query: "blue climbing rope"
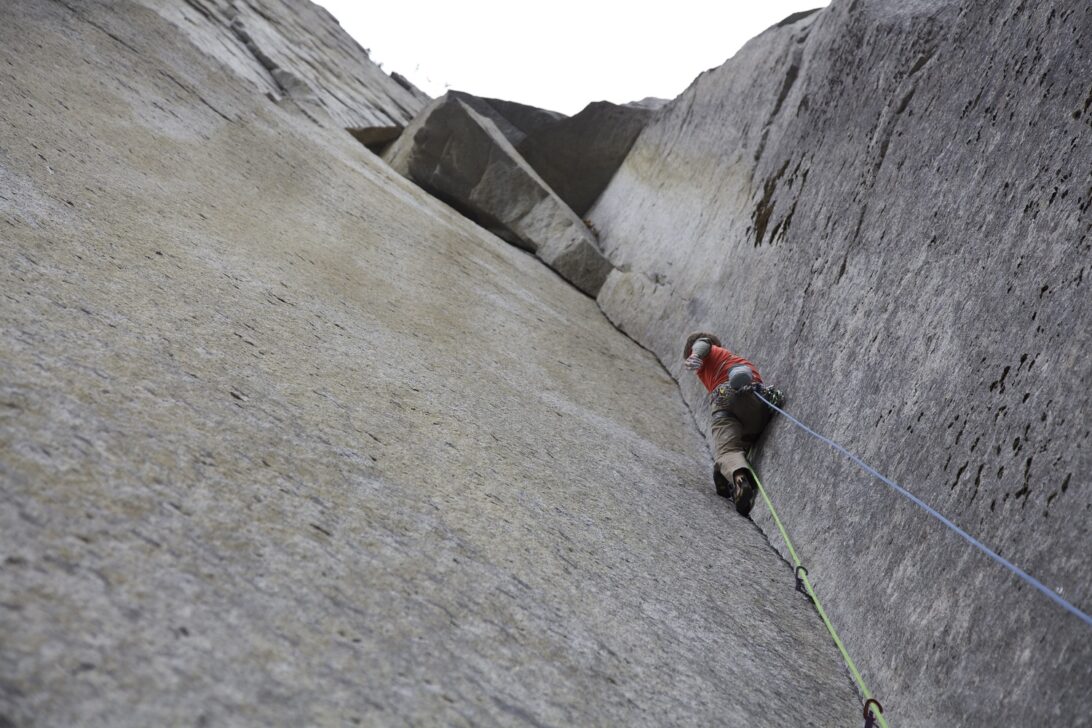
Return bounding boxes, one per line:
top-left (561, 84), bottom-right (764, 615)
top-left (754, 391), bottom-right (1092, 628)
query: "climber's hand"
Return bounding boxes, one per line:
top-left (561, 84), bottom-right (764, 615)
top-left (685, 355), bottom-right (703, 371)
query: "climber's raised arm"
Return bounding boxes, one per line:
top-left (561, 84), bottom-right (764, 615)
top-left (685, 338), bottom-right (711, 370)
top-left (683, 332), bottom-right (716, 371)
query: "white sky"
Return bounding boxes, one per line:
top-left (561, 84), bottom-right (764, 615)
top-left (316, 1), bottom-right (829, 115)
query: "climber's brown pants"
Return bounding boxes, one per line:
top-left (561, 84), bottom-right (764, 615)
top-left (711, 391), bottom-right (772, 480)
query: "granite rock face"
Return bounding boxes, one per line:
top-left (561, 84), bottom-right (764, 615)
top-left (384, 92), bottom-right (613, 296)
top-left (480, 97), bottom-right (568, 145)
top-left (518, 101), bottom-right (657, 216)
top-left (590, 1), bottom-right (1092, 725)
top-left (136, 0), bottom-right (428, 129)
top-left (0, 1), bottom-right (862, 725)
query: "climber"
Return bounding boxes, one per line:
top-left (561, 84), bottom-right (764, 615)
top-left (683, 332), bottom-right (779, 516)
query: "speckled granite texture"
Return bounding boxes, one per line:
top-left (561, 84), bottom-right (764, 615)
top-left (589, 1), bottom-right (1091, 725)
top-left (0, 1), bottom-right (859, 725)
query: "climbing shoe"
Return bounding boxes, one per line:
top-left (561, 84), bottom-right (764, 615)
top-left (713, 466), bottom-right (733, 499)
top-left (733, 471), bottom-right (756, 517)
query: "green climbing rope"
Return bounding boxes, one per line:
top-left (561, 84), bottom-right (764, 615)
top-left (748, 466), bottom-right (890, 728)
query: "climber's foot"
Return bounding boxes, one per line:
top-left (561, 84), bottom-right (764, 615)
top-left (733, 470), bottom-right (755, 517)
top-left (713, 467), bottom-right (733, 499)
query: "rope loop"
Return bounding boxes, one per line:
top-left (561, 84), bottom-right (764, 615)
top-left (863, 699), bottom-right (884, 727)
top-left (794, 565), bottom-right (811, 599)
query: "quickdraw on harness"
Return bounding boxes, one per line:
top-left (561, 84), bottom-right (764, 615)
top-left (709, 381), bottom-right (785, 411)
top-left (703, 359), bottom-right (785, 411)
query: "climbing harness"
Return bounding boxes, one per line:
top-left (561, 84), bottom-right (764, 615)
top-left (754, 391), bottom-right (1092, 629)
top-left (711, 382), bottom-right (735, 410)
top-left (709, 381), bottom-right (784, 412)
top-left (747, 466), bottom-right (889, 728)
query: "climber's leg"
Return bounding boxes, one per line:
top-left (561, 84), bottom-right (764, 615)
top-left (713, 392), bottom-right (773, 516)
top-left (711, 413), bottom-right (750, 486)
top-left (733, 389), bottom-right (773, 441)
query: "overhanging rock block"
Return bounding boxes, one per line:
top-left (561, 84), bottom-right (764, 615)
top-left (383, 92), bottom-right (612, 296)
top-left (480, 97), bottom-right (568, 145)
top-left (517, 101), bottom-right (656, 216)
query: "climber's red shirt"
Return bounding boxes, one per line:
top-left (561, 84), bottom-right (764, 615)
top-left (696, 345), bottom-right (763, 392)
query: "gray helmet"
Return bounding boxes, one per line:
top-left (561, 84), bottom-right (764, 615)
top-left (728, 365), bottom-right (753, 391)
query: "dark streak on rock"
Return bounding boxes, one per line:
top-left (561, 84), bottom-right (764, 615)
top-left (156, 70), bottom-right (234, 123)
top-left (490, 696), bottom-right (553, 728)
